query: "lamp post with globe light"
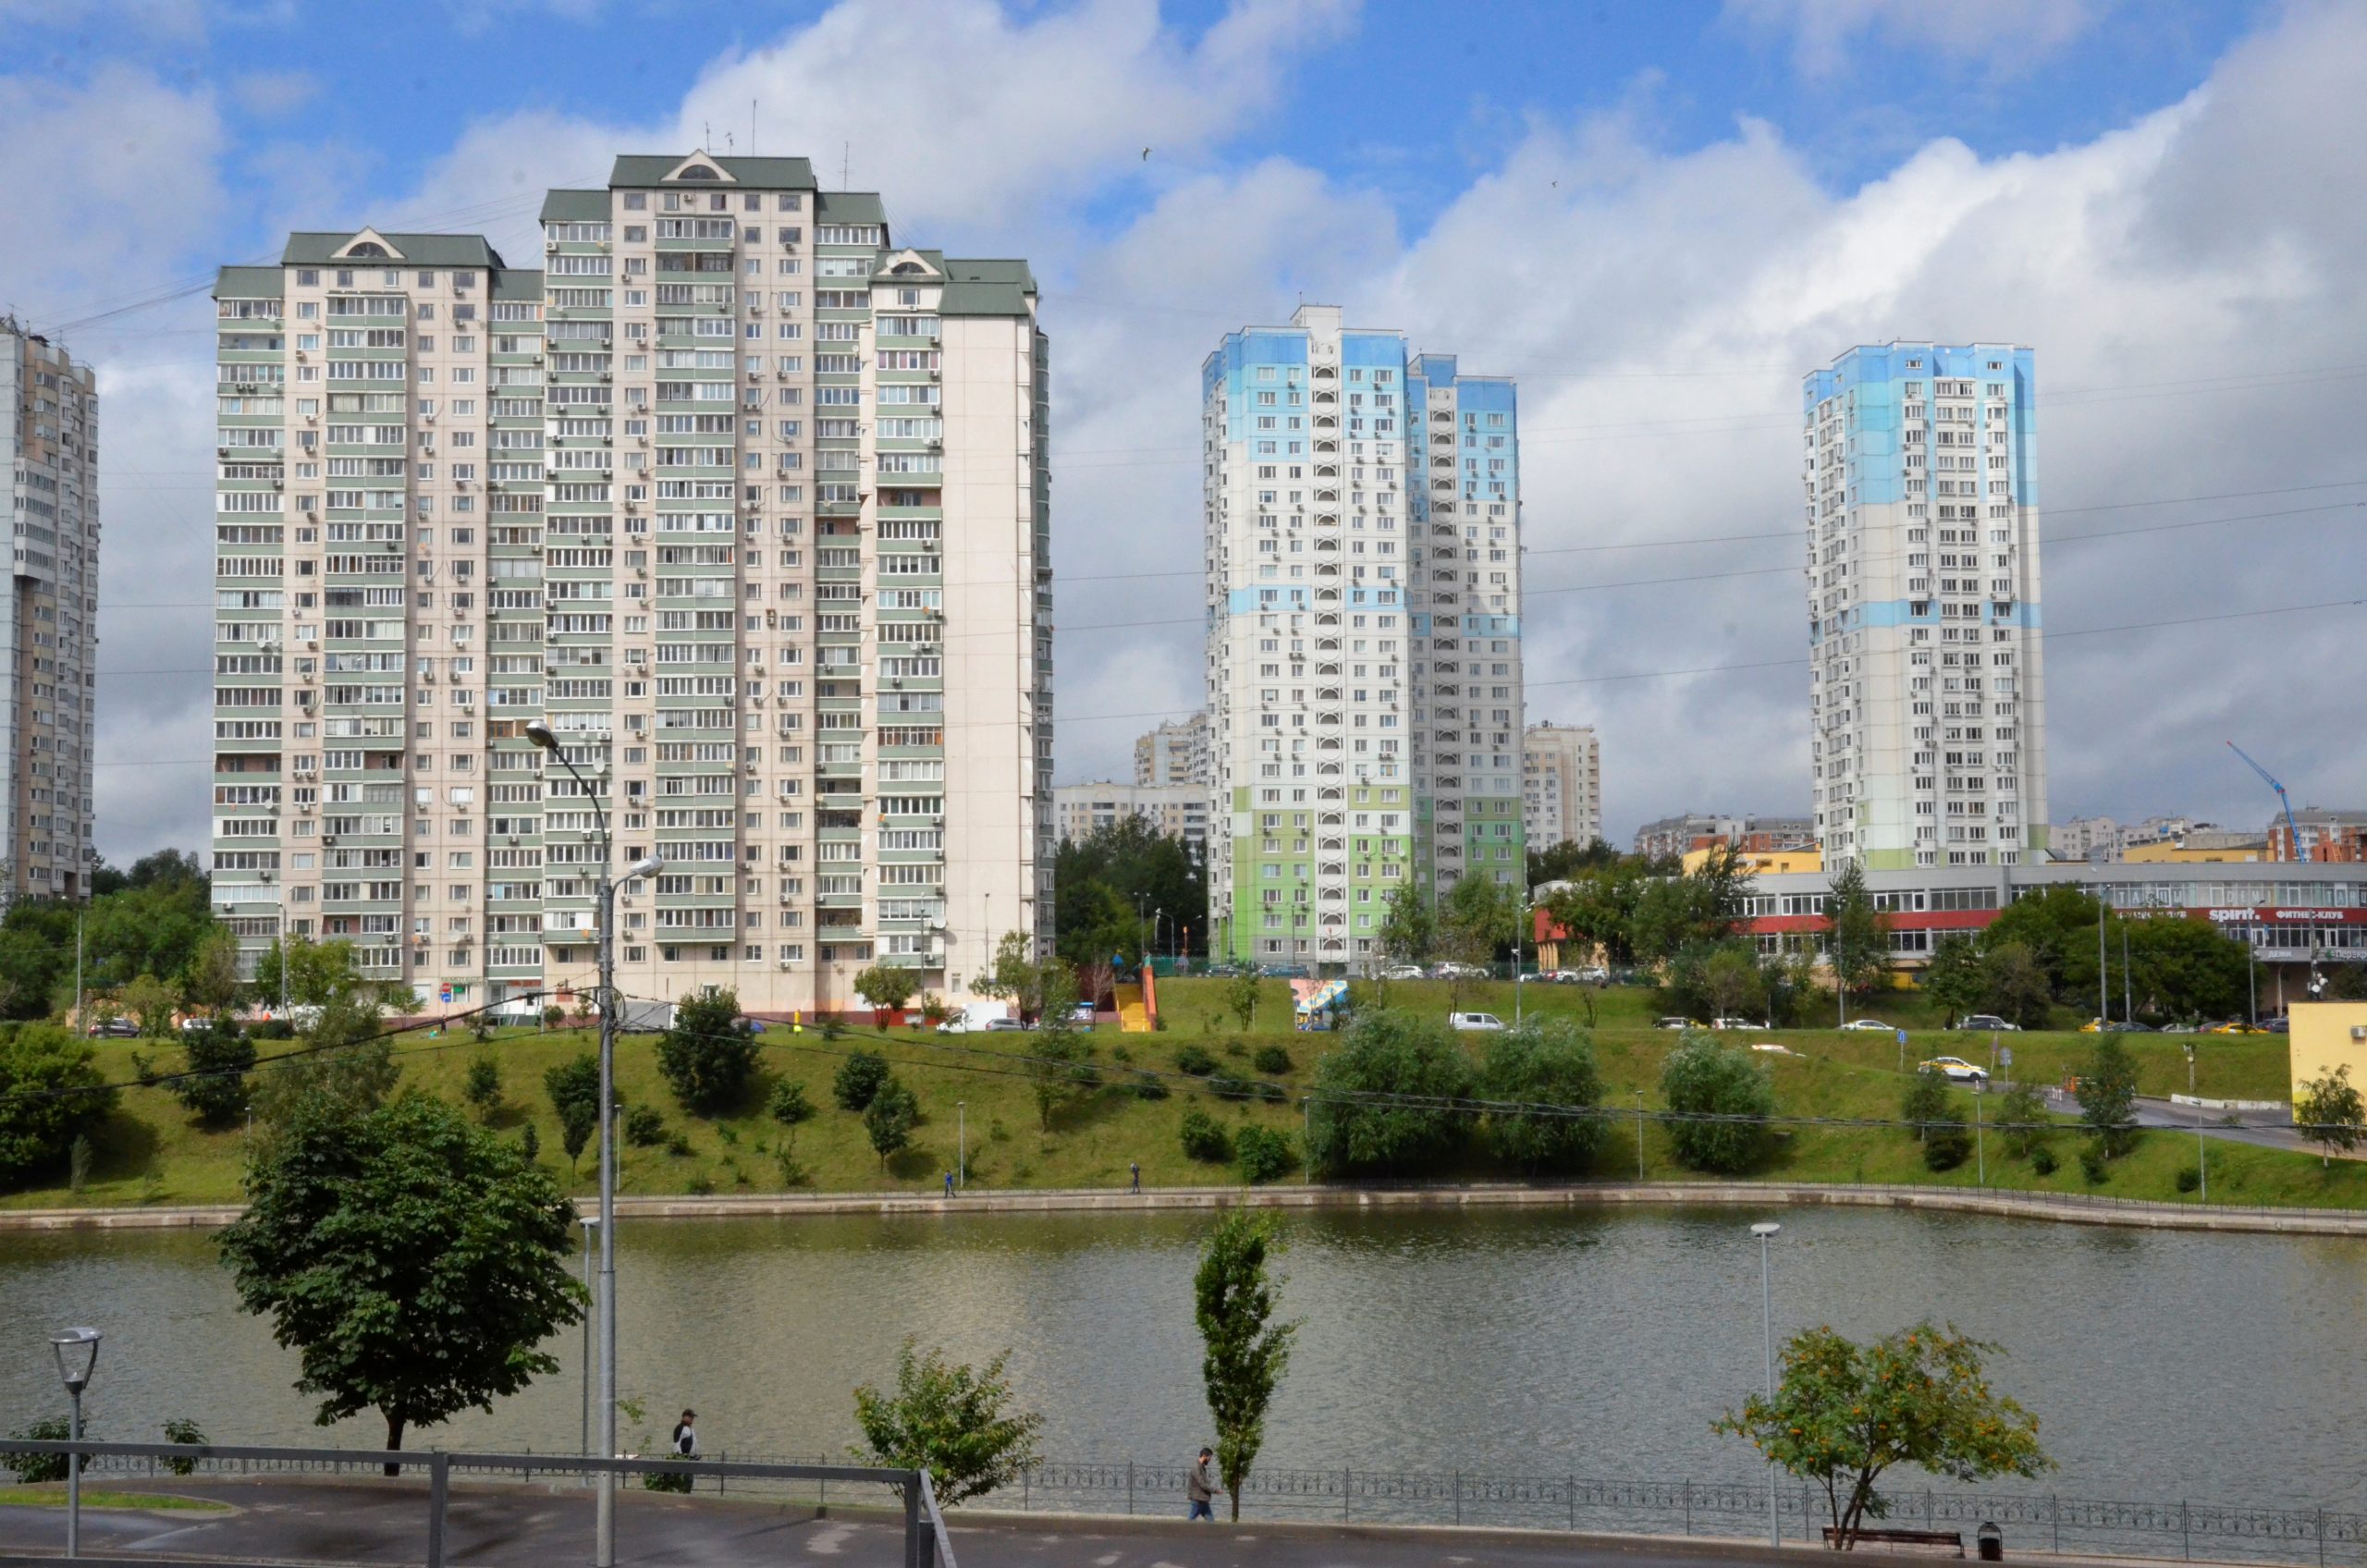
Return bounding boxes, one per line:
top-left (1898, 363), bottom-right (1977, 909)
top-left (50, 1327), bottom-right (100, 1558)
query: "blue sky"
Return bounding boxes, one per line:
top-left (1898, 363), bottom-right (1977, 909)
top-left (5, 0), bottom-right (2360, 860)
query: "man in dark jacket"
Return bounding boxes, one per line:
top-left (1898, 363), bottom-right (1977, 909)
top-left (1186, 1446), bottom-right (1219, 1521)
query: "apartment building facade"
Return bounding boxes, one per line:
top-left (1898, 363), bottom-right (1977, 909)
top-left (1521, 721), bottom-right (1600, 849)
top-left (1804, 343), bottom-right (2050, 870)
top-left (1632, 812), bottom-right (1812, 863)
top-left (1202, 305), bottom-right (1521, 968)
top-left (2272, 808), bottom-right (2367, 863)
top-left (2, 320), bottom-right (98, 906)
top-left (210, 152), bottom-right (1052, 1016)
top-left (1133, 713), bottom-right (1209, 786)
top-left (1053, 780), bottom-right (1210, 851)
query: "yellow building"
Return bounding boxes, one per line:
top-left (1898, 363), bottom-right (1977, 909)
top-left (2124, 838), bottom-right (2266, 864)
top-left (1681, 847), bottom-right (1822, 876)
top-left (2287, 1003), bottom-right (2367, 1100)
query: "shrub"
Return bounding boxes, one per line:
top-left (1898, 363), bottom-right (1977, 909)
top-left (767, 1079), bottom-right (816, 1127)
top-left (161, 1417), bottom-right (205, 1476)
top-left (1656, 1032), bottom-right (1775, 1174)
top-left (1922, 1123), bottom-right (1972, 1171)
top-left (1996, 1081), bottom-right (2054, 1160)
top-left (173, 1023), bottom-right (258, 1129)
top-left (864, 1078), bottom-right (919, 1169)
top-left (833, 1049), bottom-right (891, 1111)
top-left (1110, 1045), bottom-right (1133, 1064)
top-left (4, 1416), bottom-right (75, 1482)
top-left (665, 1131), bottom-right (693, 1158)
top-left (2176, 1164), bottom-right (2201, 1194)
top-left (251, 1018), bottom-right (296, 1041)
top-left (2030, 1145), bottom-right (2058, 1177)
top-left (1132, 1071), bottom-right (1170, 1102)
top-left (1252, 1045), bottom-right (1293, 1076)
top-left (1174, 1044), bottom-right (1220, 1077)
top-left (1179, 1108), bottom-right (1233, 1163)
top-left (1481, 1020), bottom-right (1604, 1175)
top-left (461, 1055), bottom-right (503, 1120)
top-left (1305, 1010), bottom-right (1475, 1178)
top-left (686, 1170), bottom-right (716, 1195)
top-left (2078, 1141), bottom-right (2109, 1185)
top-left (0, 1026), bottom-right (119, 1191)
top-left (518, 1123), bottom-right (540, 1164)
top-left (1208, 1074), bottom-right (1250, 1101)
top-left (1234, 1125), bottom-right (1295, 1184)
top-left (623, 1105), bottom-right (667, 1147)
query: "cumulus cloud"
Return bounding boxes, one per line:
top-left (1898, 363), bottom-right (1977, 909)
top-left (231, 69), bottom-right (319, 119)
top-left (1724, 0), bottom-right (2116, 78)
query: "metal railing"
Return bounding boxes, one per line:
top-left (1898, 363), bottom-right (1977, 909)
top-left (1004, 1459), bottom-right (2364, 1564)
top-left (0, 1439), bottom-right (955, 1568)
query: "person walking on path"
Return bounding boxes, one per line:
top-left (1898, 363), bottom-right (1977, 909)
top-left (671, 1410), bottom-right (699, 1459)
top-left (1186, 1446), bottom-right (1220, 1521)
top-left (944, 1170), bottom-right (956, 1198)
top-left (1130, 1161), bottom-right (1141, 1194)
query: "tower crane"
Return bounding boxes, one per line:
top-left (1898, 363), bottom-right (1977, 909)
top-left (2226, 741), bottom-right (2325, 1001)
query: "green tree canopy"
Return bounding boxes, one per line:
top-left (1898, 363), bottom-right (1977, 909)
top-left (1050, 815), bottom-right (1206, 968)
top-left (0, 1025), bottom-right (117, 1191)
top-left (1977, 885), bottom-right (2104, 1003)
top-left (172, 1023), bottom-right (258, 1130)
top-left (2077, 1034), bottom-right (2141, 1158)
top-left (1375, 881), bottom-right (1436, 970)
top-left (1306, 1010), bottom-right (1475, 1177)
top-left (852, 1340), bottom-right (1045, 1504)
top-left (1195, 1210), bottom-right (1295, 1523)
top-left (852, 963), bottom-right (919, 1014)
top-left (1480, 1018), bottom-right (1604, 1174)
top-left (655, 988), bottom-right (758, 1113)
top-left (1824, 860), bottom-right (1893, 1001)
top-left (217, 1093), bottom-right (584, 1457)
top-left (1657, 1031), bottom-right (1775, 1173)
top-left (1666, 938), bottom-right (1766, 1023)
top-left (2295, 1064), bottom-right (2365, 1168)
top-left (2124, 918), bottom-right (2249, 1022)
top-left (1921, 935), bottom-right (1986, 1027)
top-left (1981, 941), bottom-right (2055, 1030)
top-left (1527, 836), bottom-right (1623, 888)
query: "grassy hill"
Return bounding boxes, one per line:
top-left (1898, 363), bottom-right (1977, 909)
top-left (11, 979), bottom-right (2349, 1213)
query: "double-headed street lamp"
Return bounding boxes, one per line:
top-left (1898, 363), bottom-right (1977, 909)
top-left (522, 718), bottom-right (661, 1568)
top-left (51, 1327), bottom-right (100, 1559)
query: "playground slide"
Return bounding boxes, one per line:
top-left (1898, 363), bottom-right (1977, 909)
top-left (1115, 983), bottom-right (1152, 1033)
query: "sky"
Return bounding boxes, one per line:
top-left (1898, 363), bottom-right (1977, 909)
top-left (5, 0), bottom-right (2361, 864)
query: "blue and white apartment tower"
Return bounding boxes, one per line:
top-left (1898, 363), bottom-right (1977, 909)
top-left (1202, 304), bottom-right (1523, 970)
top-left (1803, 343), bottom-right (2049, 871)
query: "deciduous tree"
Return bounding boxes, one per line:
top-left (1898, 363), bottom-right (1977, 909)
top-left (2295, 1063), bottom-right (2365, 1168)
top-left (655, 988), bottom-right (758, 1113)
top-left (1657, 1031), bottom-right (1774, 1173)
top-left (2077, 1034), bottom-right (2140, 1158)
top-left (1195, 1210), bottom-right (1296, 1522)
top-left (1481, 1019), bottom-right (1604, 1175)
top-left (1306, 1010), bottom-right (1474, 1177)
top-left (0, 1026), bottom-right (117, 1191)
top-left (852, 1340), bottom-right (1044, 1504)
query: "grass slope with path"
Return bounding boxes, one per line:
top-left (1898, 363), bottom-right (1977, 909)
top-left (9, 979), bottom-right (2350, 1213)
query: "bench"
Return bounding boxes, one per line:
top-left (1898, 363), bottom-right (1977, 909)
top-left (1823, 1526), bottom-right (1967, 1556)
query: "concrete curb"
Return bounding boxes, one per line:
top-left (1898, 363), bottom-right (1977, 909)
top-left (6, 1180), bottom-right (2366, 1236)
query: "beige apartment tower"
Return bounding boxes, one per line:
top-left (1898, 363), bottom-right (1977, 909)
top-left (1521, 722), bottom-right (1599, 850)
top-left (210, 152), bottom-right (1052, 1015)
top-left (3, 320), bottom-right (98, 907)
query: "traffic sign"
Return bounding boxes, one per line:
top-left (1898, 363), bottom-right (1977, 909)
top-left (439, 986), bottom-right (453, 1004)
top-left (2000, 1045), bottom-right (2014, 1069)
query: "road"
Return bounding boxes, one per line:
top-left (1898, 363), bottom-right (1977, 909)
top-left (2127, 1097), bottom-right (2333, 1158)
top-left (0, 1476), bottom-right (1995, 1568)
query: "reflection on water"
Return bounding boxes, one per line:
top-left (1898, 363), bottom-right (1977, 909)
top-left (3, 1205), bottom-right (2362, 1506)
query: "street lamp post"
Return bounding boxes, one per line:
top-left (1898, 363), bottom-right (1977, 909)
top-left (1634, 1088), bottom-right (1646, 1182)
top-left (525, 717), bottom-right (661, 1568)
top-left (50, 1327), bottom-right (100, 1559)
top-left (1514, 889), bottom-right (1527, 1026)
top-left (957, 1101), bottom-right (966, 1190)
top-left (1750, 1224), bottom-right (1782, 1547)
top-left (578, 1217), bottom-right (598, 1463)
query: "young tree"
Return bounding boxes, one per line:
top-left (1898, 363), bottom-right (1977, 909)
top-left (832, 1047), bottom-right (891, 1111)
top-left (1715, 1322), bottom-right (2050, 1549)
top-left (2077, 1034), bottom-right (2141, 1158)
top-left (1824, 861), bottom-right (1892, 1002)
top-left (1657, 1031), bottom-right (1775, 1173)
top-left (1024, 968), bottom-right (1087, 1131)
top-left (1921, 935), bottom-right (1986, 1027)
top-left (655, 988), bottom-right (759, 1113)
top-left (1306, 1010), bottom-right (1475, 1176)
top-left (1900, 1066), bottom-right (1953, 1145)
top-left (217, 1093), bottom-right (583, 1464)
top-left (851, 1339), bottom-right (1045, 1504)
top-left (1375, 881), bottom-right (1436, 972)
top-left (1439, 873), bottom-right (1515, 975)
top-left (171, 1022), bottom-right (258, 1130)
top-left (1195, 1210), bottom-right (1296, 1522)
top-left (976, 931), bottom-right (1050, 1023)
top-left (1225, 970), bottom-right (1261, 1032)
top-left (1481, 1019), bottom-right (1605, 1175)
top-left (864, 1077), bottom-right (919, 1170)
top-left (462, 1055), bottom-right (503, 1122)
top-left (1667, 939), bottom-right (1764, 1023)
top-left (183, 928), bottom-right (246, 1016)
top-left (1981, 941), bottom-right (2055, 1031)
top-left (1994, 1080), bottom-right (2054, 1162)
top-left (767, 1078), bottom-right (816, 1131)
top-left (558, 1098), bottom-right (597, 1174)
top-left (120, 972), bottom-right (180, 1037)
top-left (0, 1026), bottom-right (118, 1191)
top-left (250, 993), bottom-right (398, 1143)
top-left (852, 962), bottom-right (919, 1023)
top-left (2295, 1063), bottom-right (2366, 1168)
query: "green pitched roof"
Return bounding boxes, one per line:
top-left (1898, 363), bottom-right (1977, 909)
top-left (492, 270), bottom-right (544, 300)
top-left (214, 265), bottom-right (284, 299)
top-left (607, 153), bottom-right (817, 189)
top-left (280, 232), bottom-right (504, 268)
top-left (936, 257), bottom-right (1038, 318)
top-left (816, 190), bottom-right (887, 227)
top-left (539, 190), bottom-right (608, 222)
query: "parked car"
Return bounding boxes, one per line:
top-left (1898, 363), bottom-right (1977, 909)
top-left (1711, 1018), bottom-right (1768, 1032)
top-left (982, 1017), bottom-right (1028, 1033)
top-left (1430, 962), bottom-right (1489, 981)
top-left (1379, 964), bottom-right (1427, 981)
top-left (2207, 1019), bottom-right (2266, 1035)
top-left (86, 1018), bottom-right (139, 1038)
top-left (1518, 972), bottom-right (1551, 985)
top-left (1068, 1002), bottom-right (1098, 1026)
top-left (1919, 1055), bottom-right (1990, 1084)
top-left (2107, 1021), bottom-right (2155, 1033)
top-left (1258, 963), bottom-right (1312, 979)
top-left (1448, 1011), bottom-right (1507, 1032)
top-left (1952, 1014), bottom-right (2020, 1032)
top-left (2265, 1015), bottom-right (2291, 1035)
top-left (938, 1002), bottom-right (1016, 1035)
top-left (1654, 1016), bottom-right (1699, 1031)
top-left (1839, 1019), bottom-right (1895, 1032)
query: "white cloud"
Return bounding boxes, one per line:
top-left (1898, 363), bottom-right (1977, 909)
top-left (231, 69), bottom-right (319, 119)
top-left (1724, 0), bottom-right (2116, 77)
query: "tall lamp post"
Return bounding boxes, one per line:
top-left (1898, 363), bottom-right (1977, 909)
top-left (51, 1327), bottom-right (100, 1559)
top-left (1513, 888), bottom-right (1527, 1026)
top-left (578, 1217), bottom-right (598, 1462)
top-left (524, 718), bottom-right (661, 1568)
top-left (1749, 1224), bottom-right (1782, 1548)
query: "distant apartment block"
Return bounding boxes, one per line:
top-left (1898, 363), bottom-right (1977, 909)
top-left (1053, 781), bottom-right (1210, 851)
top-left (2, 319), bottom-right (98, 906)
top-left (1202, 306), bottom-right (1522, 968)
top-left (1632, 813), bottom-right (1812, 863)
top-left (1804, 343), bottom-right (2049, 869)
top-left (1134, 713), bottom-right (1210, 786)
top-left (2272, 808), bottom-right (2367, 863)
top-left (209, 151), bottom-right (1051, 1015)
top-left (1522, 722), bottom-right (1600, 848)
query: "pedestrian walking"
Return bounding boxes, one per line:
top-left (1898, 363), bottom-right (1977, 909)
top-left (944, 1170), bottom-right (956, 1197)
top-left (1186, 1446), bottom-right (1220, 1521)
top-left (671, 1410), bottom-right (699, 1459)
top-left (1130, 1160), bottom-right (1141, 1193)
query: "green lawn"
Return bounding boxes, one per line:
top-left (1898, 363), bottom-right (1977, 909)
top-left (9, 981), bottom-right (2344, 1212)
top-left (0, 1486), bottom-right (230, 1512)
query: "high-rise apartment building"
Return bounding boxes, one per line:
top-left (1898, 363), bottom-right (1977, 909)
top-left (2, 320), bottom-right (98, 907)
top-left (1803, 343), bottom-right (2048, 870)
top-left (1133, 713), bottom-right (1209, 786)
top-left (1052, 780), bottom-right (1210, 851)
top-left (1522, 722), bottom-right (1600, 849)
top-left (210, 152), bottom-right (1052, 1016)
top-left (1202, 305), bottom-right (1521, 968)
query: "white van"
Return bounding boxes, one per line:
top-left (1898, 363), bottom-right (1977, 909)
top-left (1448, 1011), bottom-right (1507, 1032)
top-left (938, 1001), bottom-right (1017, 1035)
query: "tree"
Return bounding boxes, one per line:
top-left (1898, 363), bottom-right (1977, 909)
top-left (1714, 1321), bottom-right (2050, 1549)
top-left (1977, 885), bottom-right (2103, 1003)
top-left (1225, 971), bottom-right (1261, 1032)
top-left (171, 1022), bottom-right (258, 1130)
top-left (1481, 1019), bottom-right (1605, 1174)
top-left (655, 988), bottom-right (758, 1113)
top-left (120, 972), bottom-right (179, 1037)
top-left (543, 1052), bottom-right (608, 1174)
top-left (851, 1340), bottom-right (1045, 1504)
top-left (1439, 873), bottom-right (1516, 973)
top-left (1050, 815), bottom-right (1207, 969)
top-left (1981, 941), bottom-right (2054, 1031)
top-left (2295, 1064), bottom-right (2366, 1168)
top-left (1527, 836), bottom-right (1621, 888)
top-left (1657, 1031), bottom-right (1775, 1173)
top-left (217, 1093), bottom-right (584, 1463)
top-left (462, 1055), bottom-right (503, 1121)
top-left (1195, 1210), bottom-right (1296, 1523)
top-left (250, 994), bottom-right (398, 1143)
top-left (1629, 845), bottom-right (1756, 965)
top-left (1539, 859), bottom-right (1653, 969)
top-left (975, 931), bottom-right (1051, 1023)
top-left (1667, 939), bottom-right (1764, 1023)
top-left (2077, 1034), bottom-right (2140, 1158)
top-left (1995, 1080), bottom-right (2054, 1162)
top-left (852, 963), bottom-right (919, 1021)
top-left (250, 935), bottom-right (370, 1011)
top-left (1306, 1010), bottom-right (1475, 1176)
top-left (864, 1077), bottom-right (918, 1170)
top-left (1900, 1067), bottom-right (1953, 1144)
top-left (1376, 881), bottom-right (1436, 972)
top-left (832, 1048), bottom-right (890, 1111)
top-left (1921, 935), bottom-right (1986, 1027)
top-left (558, 1099), bottom-right (596, 1173)
top-left (183, 928), bottom-right (246, 1015)
top-left (767, 1078), bottom-right (816, 1130)
top-left (1824, 861), bottom-right (1892, 1001)
top-left (0, 1025), bottom-right (118, 1191)
top-left (2124, 918), bottom-right (2249, 1023)
top-left (1024, 971), bottom-right (1087, 1132)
